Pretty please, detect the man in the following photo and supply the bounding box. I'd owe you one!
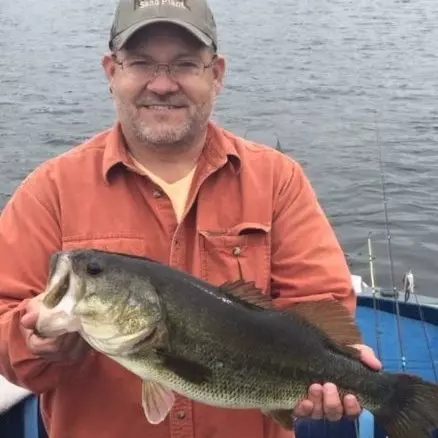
[0,0,381,437]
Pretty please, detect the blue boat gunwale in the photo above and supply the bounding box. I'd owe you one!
[357,294,438,325]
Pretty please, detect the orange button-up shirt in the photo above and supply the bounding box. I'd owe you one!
[0,122,355,438]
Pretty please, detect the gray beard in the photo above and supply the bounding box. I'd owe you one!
[116,99,213,150]
[132,118,194,147]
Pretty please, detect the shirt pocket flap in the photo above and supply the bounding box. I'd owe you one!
[198,223,271,292]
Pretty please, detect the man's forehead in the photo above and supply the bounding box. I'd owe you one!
[124,23,204,53]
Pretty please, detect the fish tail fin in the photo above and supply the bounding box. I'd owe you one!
[374,373,438,438]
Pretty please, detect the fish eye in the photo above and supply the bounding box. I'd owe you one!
[86,261,103,276]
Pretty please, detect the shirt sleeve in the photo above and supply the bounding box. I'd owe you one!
[0,165,75,393]
[270,155,356,314]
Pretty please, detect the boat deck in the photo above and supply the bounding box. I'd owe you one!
[357,295,438,379]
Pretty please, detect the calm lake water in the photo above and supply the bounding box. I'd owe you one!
[1,0,437,296]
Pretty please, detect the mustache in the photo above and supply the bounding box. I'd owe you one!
[136,95,189,107]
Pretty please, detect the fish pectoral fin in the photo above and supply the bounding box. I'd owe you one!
[155,348,213,384]
[262,409,296,431]
[219,280,274,310]
[283,299,363,347]
[141,380,175,424]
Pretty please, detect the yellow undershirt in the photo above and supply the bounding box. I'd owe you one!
[129,154,196,224]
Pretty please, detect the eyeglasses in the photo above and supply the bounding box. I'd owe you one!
[111,54,217,81]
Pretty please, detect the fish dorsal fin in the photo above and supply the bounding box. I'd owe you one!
[218,280,274,309]
[284,299,363,348]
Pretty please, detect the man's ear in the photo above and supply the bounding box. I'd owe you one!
[212,54,226,95]
[102,52,117,92]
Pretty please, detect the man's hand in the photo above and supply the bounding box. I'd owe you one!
[19,294,89,363]
[293,344,382,421]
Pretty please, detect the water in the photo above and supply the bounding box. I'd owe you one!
[1,0,437,296]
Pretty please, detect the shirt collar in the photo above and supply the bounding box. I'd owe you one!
[102,121,241,184]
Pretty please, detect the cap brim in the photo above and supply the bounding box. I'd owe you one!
[110,18,213,50]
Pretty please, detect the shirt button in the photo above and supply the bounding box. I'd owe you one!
[176,410,186,419]
[152,189,163,198]
[232,246,241,257]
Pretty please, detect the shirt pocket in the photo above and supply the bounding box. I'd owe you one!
[198,222,271,294]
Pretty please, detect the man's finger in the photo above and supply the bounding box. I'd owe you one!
[307,384,324,420]
[293,399,314,417]
[351,344,382,370]
[20,311,39,330]
[322,383,343,421]
[343,394,361,418]
[28,334,63,354]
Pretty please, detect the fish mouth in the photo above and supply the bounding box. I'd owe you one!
[36,254,81,338]
[43,254,72,309]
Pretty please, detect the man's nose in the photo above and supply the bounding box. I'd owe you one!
[146,69,180,95]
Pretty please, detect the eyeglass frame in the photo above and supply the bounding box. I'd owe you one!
[110,52,218,81]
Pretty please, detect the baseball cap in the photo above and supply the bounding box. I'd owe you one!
[109,0,217,52]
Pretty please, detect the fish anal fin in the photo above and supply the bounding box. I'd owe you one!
[155,348,213,384]
[284,299,363,347]
[141,380,175,424]
[263,409,296,431]
[219,280,274,309]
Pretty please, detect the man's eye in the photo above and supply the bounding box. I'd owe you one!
[129,60,154,67]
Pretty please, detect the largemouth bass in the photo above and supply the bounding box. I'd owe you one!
[35,249,438,438]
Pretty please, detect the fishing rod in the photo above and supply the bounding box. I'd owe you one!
[367,233,383,364]
[350,114,437,438]
[374,111,437,382]
[374,110,407,371]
